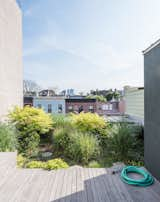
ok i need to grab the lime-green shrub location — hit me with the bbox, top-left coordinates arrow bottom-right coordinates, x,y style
88,160 -> 101,168
26,160 -> 46,169
17,154 -> 27,168
71,112 -> 106,133
0,123 -> 17,151
45,158 -> 69,170
9,106 -> 53,156
26,158 -> 68,170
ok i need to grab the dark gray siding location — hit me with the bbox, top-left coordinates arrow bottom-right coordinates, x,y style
144,43 -> 160,180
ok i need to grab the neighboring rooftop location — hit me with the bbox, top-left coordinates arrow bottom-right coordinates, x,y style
143,39 -> 160,55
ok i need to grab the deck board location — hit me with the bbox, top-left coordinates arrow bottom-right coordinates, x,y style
0,165 -> 160,202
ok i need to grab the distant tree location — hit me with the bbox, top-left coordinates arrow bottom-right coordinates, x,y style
105,89 -> 114,101
79,92 -> 84,96
113,89 -> 120,100
23,80 -> 41,95
88,88 -> 121,101
87,95 -> 107,102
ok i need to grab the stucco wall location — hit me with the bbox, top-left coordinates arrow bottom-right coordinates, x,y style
124,86 -> 144,122
0,0 -> 23,120
33,97 -> 66,114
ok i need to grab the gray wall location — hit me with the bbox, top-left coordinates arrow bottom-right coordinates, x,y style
144,43 -> 160,180
0,0 -> 23,121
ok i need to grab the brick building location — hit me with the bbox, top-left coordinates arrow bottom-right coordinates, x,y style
65,98 -> 97,113
66,98 -> 124,115
24,96 -> 34,107
96,101 -> 120,116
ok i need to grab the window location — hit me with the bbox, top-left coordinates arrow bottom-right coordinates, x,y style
88,105 -> 94,113
58,104 -> 63,113
74,105 -> 78,111
68,106 -> 73,110
68,105 -> 73,112
109,104 -> 112,110
37,104 -> 42,109
102,104 -> 108,110
48,104 -> 52,113
89,106 -> 93,109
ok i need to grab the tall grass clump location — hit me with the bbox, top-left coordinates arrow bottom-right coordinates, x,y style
52,114 -> 72,128
53,127 -> 100,164
69,133 -> 100,164
107,123 -> 143,162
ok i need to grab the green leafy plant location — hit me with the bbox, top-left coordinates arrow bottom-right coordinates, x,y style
9,106 -> 53,156
0,123 -> 17,152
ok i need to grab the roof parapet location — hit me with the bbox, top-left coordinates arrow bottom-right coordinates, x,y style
142,38 -> 160,55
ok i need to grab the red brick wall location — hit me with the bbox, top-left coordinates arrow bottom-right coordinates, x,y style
66,101 -> 97,113
118,100 -> 125,115
66,100 -> 124,115
96,101 -> 120,115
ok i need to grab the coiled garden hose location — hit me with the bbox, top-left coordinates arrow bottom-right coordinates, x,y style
121,166 -> 154,186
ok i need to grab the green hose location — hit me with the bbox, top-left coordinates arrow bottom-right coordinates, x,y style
121,166 -> 154,186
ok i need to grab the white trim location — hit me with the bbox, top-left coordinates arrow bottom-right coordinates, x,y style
143,39 -> 160,55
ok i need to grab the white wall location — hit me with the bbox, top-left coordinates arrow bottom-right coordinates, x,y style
0,0 -> 23,120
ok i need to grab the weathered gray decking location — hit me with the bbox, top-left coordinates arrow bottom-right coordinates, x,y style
0,153 -> 160,202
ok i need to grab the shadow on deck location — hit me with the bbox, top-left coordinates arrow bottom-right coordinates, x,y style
0,152 -> 160,202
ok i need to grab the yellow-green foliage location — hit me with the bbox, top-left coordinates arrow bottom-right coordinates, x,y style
26,158 -> 69,170
17,154 -> 27,168
26,160 -> 46,169
71,112 -> 106,133
45,158 -> 69,170
9,106 -> 53,156
9,106 -> 53,134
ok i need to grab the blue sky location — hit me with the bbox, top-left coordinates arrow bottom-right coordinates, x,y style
21,0 -> 160,93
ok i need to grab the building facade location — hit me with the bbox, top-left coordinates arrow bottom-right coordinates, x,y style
124,86 -> 144,124
65,98 -> 124,115
0,0 -> 23,120
24,96 -> 33,107
33,97 -> 66,114
96,101 -> 121,116
143,39 -> 160,180
65,98 -> 97,113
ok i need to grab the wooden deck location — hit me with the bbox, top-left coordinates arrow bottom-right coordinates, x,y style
0,153 -> 160,202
